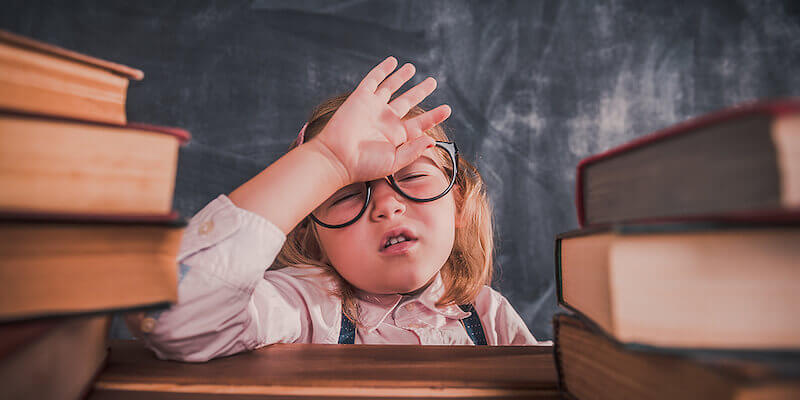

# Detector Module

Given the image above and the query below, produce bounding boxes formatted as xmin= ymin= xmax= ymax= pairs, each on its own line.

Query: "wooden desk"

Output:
xmin=89 ymin=340 xmax=559 ymax=399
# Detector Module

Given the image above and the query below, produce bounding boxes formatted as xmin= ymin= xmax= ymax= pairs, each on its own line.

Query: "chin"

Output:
xmin=388 ymin=269 xmax=438 ymax=294
xmin=365 ymin=276 xmax=421 ymax=295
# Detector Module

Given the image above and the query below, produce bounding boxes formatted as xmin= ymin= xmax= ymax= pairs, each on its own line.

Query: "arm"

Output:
xmin=128 ymin=195 xmax=318 ymax=362
xmin=228 ymin=140 xmax=347 ymax=235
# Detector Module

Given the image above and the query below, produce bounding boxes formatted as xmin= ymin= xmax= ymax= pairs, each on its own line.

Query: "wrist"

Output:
xmin=299 ymin=139 xmax=351 ymax=189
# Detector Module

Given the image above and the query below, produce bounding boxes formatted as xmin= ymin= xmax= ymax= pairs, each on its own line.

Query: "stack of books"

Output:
xmin=553 ymin=99 xmax=800 ymax=399
xmin=0 ymin=29 xmax=189 ymax=399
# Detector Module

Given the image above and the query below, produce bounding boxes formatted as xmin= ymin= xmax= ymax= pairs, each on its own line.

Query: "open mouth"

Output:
xmin=383 ymin=234 xmax=415 ymax=249
xmin=380 ymin=238 xmax=418 ymax=254
xmin=378 ymin=227 xmax=419 ymax=253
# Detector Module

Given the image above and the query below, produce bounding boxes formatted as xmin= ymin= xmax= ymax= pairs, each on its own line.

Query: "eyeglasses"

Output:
xmin=310 ymin=141 xmax=458 ymax=229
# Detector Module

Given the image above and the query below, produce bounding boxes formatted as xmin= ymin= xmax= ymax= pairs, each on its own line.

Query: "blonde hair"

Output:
xmin=272 ymin=93 xmax=495 ymax=327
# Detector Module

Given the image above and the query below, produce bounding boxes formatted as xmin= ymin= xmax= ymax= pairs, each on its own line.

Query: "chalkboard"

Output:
xmin=3 ymin=0 xmax=799 ymax=341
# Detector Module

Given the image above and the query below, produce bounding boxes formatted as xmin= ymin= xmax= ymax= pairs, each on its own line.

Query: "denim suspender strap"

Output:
xmin=338 ymin=311 xmax=356 ymax=344
xmin=337 ymin=304 xmax=487 ymax=345
xmin=457 ymin=303 xmax=487 ymax=345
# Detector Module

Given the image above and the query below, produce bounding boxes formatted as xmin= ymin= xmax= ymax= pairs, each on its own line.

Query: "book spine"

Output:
xmin=554 ymin=235 xmax=565 ymax=306
xmin=575 ymin=161 xmax=588 ymax=228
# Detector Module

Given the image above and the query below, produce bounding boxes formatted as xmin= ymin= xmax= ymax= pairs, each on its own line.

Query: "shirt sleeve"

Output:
xmin=131 ymin=194 xmax=312 ymax=362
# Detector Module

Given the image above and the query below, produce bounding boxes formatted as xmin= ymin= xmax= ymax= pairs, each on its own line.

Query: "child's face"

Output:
xmin=315 ymin=166 xmax=459 ymax=295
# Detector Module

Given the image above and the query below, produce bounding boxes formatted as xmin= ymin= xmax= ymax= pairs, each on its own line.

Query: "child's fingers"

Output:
xmin=393 ymin=135 xmax=436 ymax=171
xmin=375 ymin=63 xmax=415 ymax=102
xmin=356 ymin=56 xmax=398 ymax=94
xmin=389 ymin=77 xmax=436 ymax=119
xmin=404 ymin=104 xmax=452 ymax=134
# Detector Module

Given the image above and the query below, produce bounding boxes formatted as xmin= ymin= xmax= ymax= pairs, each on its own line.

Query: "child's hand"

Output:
xmin=311 ymin=56 xmax=452 ymax=185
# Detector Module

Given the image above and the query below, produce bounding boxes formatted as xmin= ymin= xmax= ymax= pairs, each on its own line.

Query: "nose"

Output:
xmin=368 ymin=178 xmax=407 ymax=222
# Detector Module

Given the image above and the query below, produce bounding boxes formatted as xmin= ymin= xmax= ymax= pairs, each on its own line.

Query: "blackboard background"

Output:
xmin=3 ymin=1 xmax=799 ymax=341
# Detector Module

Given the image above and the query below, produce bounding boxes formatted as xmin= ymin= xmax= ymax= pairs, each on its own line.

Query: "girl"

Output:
xmin=127 ymin=57 xmax=538 ymax=362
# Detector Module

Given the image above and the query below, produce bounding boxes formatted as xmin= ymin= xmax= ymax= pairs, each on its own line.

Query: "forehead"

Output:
xmin=413 ymin=146 xmax=451 ymax=167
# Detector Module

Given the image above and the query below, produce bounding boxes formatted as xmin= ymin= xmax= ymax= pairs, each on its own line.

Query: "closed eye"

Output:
xmin=332 ymin=193 xmax=359 ymax=206
xmin=399 ymin=174 xmax=427 ymax=181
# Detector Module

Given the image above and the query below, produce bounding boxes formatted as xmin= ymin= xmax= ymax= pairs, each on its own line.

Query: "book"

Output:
xmin=0 ymin=315 xmax=110 ymax=400
xmin=576 ymin=99 xmax=800 ymax=227
xmin=0 ymin=213 xmax=186 ymax=322
xmin=89 ymin=341 xmax=560 ymax=399
xmin=0 ymin=29 xmax=142 ymax=125
xmin=555 ymin=223 xmax=800 ymax=350
xmin=0 ymin=111 xmax=190 ymax=216
xmin=554 ymin=313 xmax=800 ymax=400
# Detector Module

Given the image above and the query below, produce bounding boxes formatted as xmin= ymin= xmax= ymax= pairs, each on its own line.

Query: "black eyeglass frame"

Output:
xmin=310 ymin=141 xmax=459 ymax=229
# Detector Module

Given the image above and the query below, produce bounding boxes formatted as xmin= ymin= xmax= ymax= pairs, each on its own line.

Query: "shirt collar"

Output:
xmin=353 ymin=272 xmax=471 ymax=333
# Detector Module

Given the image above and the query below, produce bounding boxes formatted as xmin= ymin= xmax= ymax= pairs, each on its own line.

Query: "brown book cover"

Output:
xmin=554 ymin=313 xmax=800 ymax=400
xmin=555 ymin=223 xmax=800 ymax=350
xmin=89 ymin=341 xmax=559 ymax=399
xmin=0 ymin=213 xmax=186 ymax=322
xmin=0 ymin=315 xmax=111 ymax=400
xmin=575 ymin=98 xmax=800 ymax=228
xmin=0 ymin=29 xmax=143 ymax=125
xmin=0 ymin=111 xmax=190 ymax=217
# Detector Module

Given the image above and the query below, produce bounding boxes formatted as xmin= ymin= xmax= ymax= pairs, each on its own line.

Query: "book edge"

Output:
xmin=0 ymin=108 xmax=192 ymax=144
xmin=555 ymin=306 xmax=800 ymax=357
xmin=79 ymin=347 xmax=112 ymax=400
xmin=0 ymin=210 xmax=187 ymax=226
xmin=0 ymin=29 xmax=143 ymax=80
xmin=567 ymin=209 xmax=800 ymax=234
xmin=0 ymin=302 xmax=173 ymax=325
xmin=551 ymin=313 xmax=568 ymax=397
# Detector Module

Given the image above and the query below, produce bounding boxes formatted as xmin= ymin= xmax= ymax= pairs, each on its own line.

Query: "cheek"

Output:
xmin=425 ymin=198 xmax=458 ymax=252
xmin=317 ymin=228 xmax=364 ymax=265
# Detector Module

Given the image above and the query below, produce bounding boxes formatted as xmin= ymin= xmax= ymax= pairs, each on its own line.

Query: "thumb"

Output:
xmin=393 ymin=135 xmax=435 ymax=171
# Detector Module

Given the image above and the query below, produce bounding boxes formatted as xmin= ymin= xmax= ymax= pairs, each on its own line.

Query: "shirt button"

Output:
xmin=198 ymin=220 xmax=214 ymax=236
xmin=140 ymin=317 xmax=156 ymax=333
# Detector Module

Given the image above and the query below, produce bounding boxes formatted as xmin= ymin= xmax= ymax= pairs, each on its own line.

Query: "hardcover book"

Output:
xmin=555 ymin=223 xmax=800 ymax=350
xmin=0 ymin=213 xmax=186 ymax=322
xmin=0 ymin=29 xmax=143 ymax=125
xmin=554 ymin=313 xmax=800 ymax=400
xmin=0 ymin=111 xmax=190 ymax=216
xmin=576 ymin=99 xmax=800 ymax=227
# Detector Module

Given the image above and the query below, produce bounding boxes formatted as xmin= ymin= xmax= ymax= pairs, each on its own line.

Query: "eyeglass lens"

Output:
xmin=311 ymin=145 xmax=454 ymax=227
